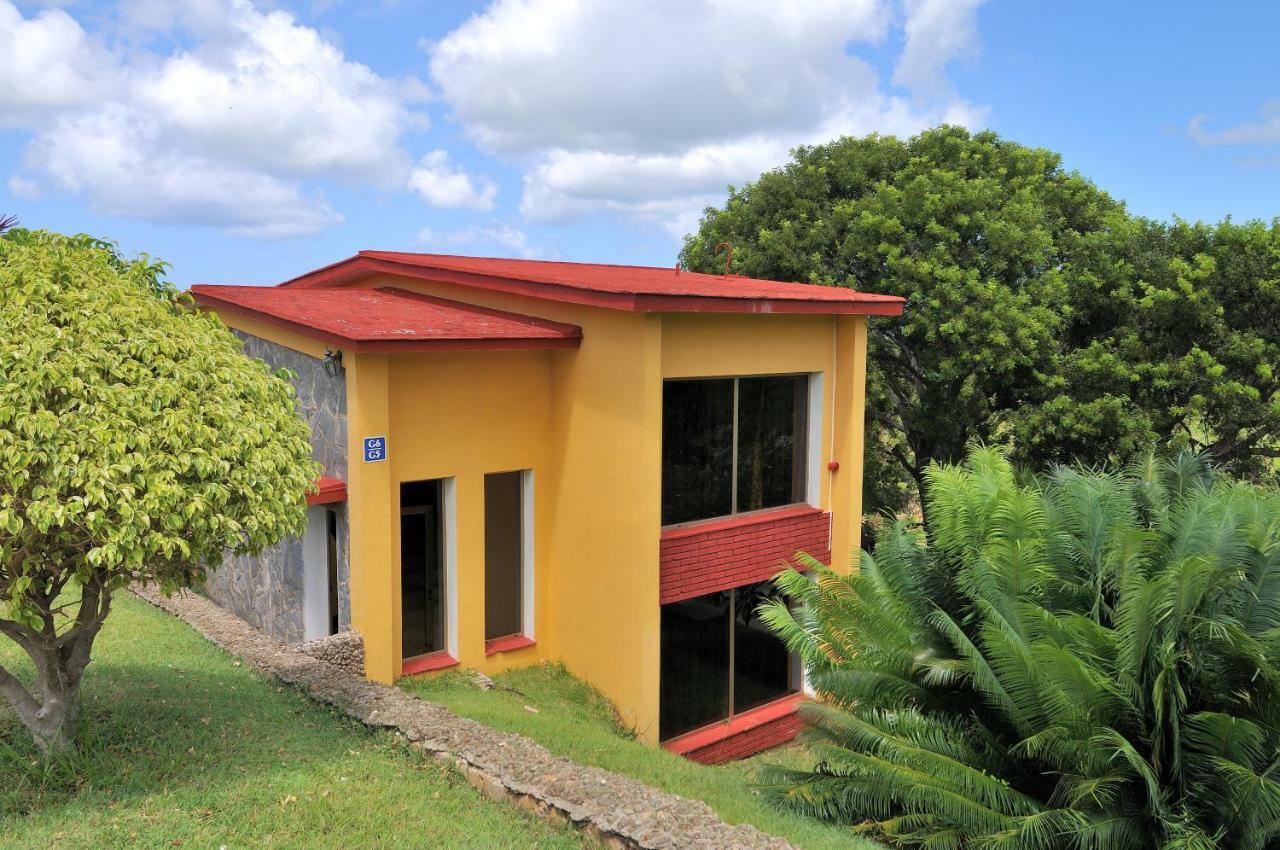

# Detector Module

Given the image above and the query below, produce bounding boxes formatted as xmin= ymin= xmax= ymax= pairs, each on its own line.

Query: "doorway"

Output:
xmin=400 ymin=479 xmax=446 ymax=659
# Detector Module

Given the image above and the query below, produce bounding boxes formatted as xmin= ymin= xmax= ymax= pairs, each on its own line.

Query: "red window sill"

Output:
xmin=660 ymin=504 xmax=822 ymax=541
xmin=484 ymin=635 xmax=536 ymax=656
xmin=662 ymin=693 xmax=805 ymax=755
xmin=401 ymin=651 xmax=459 ymax=676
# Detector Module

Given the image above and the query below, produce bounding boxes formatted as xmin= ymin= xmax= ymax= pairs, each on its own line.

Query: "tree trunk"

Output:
xmin=0 ymin=582 xmax=111 ymax=754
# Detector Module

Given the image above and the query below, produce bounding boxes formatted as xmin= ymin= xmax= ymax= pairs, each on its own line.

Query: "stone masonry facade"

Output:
xmin=202 ymin=331 xmax=351 ymax=643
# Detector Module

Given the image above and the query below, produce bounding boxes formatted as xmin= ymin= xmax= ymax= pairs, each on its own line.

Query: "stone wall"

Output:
xmin=296 ymin=630 xmax=365 ymax=676
xmin=202 ymin=330 xmax=351 ymax=642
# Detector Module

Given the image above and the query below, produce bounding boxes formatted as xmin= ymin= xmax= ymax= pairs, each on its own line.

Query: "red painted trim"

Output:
xmin=401 ymin=651 xmax=459 ymax=675
xmin=484 ymin=634 xmax=536 ymax=656
xmin=272 ymin=254 xmax=906 ymax=316
xmin=307 ymin=476 xmax=347 ymax=505
xmin=663 ymin=693 xmax=804 ymax=755
xmin=661 ymin=504 xmax=822 ymax=540
xmin=190 ymin=288 xmax=583 ymax=352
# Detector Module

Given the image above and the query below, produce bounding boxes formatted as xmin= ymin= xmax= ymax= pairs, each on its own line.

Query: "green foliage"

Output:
xmin=0 ymin=229 xmax=317 ymax=749
xmin=679 ymin=126 xmax=1280 ymax=514
xmin=1017 ymin=217 xmax=1280 ymax=481
xmin=762 ymin=446 xmax=1280 ymax=849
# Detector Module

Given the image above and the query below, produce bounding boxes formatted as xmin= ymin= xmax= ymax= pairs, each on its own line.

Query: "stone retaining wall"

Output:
xmin=131 ymin=586 xmax=795 ymax=850
xmin=296 ymin=630 xmax=364 ymax=676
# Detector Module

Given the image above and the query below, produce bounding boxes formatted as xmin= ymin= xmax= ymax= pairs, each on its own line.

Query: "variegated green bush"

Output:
xmin=763 ymin=447 xmax=1280 ymax=850
xmin=0 ymin=230 xmax=317 ymax=752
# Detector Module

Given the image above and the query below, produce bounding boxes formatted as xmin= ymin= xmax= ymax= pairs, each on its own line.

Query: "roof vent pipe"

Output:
xmin=714 ymin=242 xmax=733 ymax=276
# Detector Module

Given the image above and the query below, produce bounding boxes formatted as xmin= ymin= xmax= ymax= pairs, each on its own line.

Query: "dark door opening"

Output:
xmin=401 ymin=480 xmax=445 ymax=659
xmin=326 ymin=507 xmax=340 ymax=636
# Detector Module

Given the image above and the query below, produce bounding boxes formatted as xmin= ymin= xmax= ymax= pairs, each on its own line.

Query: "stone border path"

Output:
xmin=131 ymin=586 xmax=796 ymax=850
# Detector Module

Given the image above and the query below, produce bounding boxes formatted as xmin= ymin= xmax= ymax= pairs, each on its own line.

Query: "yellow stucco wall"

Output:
xmin=207 ymin=276 xmax=870 ymax=746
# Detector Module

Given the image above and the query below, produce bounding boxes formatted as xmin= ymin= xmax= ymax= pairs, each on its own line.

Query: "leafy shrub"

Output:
xmin=763 ymin=447 xmax=1280 ymax=849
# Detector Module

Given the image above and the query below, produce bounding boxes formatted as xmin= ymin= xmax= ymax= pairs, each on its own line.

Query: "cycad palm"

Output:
xmin=762 ymin=447 xmax=1280 ymax=849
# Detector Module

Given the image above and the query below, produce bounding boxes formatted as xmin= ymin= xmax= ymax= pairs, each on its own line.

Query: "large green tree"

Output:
xmin=763 ymin=448 xmax=1280 ymax=849
xmin=680 ymin=126 xmax=1280 ymax=519
xmin=0 ymin=230 xmax=318 ymax=752
xmin=681 ymin=126 xmax=1126 ymax=518
xmin=1017 ymin=216 xmax=1280 ymax=480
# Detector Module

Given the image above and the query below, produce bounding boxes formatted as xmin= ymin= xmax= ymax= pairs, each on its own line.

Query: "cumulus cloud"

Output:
xmin=408 ymin=150 xmax=497 ymax=210
xmin=4 ymin=0 xmax=424 ymax=237
xmin=430 ymin=0 xmax=890 ymax=154
xmin=893 ymin=0 xmax=987 ymax=97
xmin=428 ymin=0 xmax=989 ymax=235
xmin=0 ymin=1 xmax=116 ymax=128
xmin=1188 ymin=101 xmax=1280 ymax=146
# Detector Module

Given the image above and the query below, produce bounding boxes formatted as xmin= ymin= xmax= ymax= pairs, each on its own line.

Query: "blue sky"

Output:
xmin=2 ymin=0 xmax=1279 ymax=288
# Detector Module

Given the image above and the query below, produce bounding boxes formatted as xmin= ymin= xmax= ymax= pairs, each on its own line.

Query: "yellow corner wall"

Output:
xmin=660 ymin=312 xmax=867 ymax=565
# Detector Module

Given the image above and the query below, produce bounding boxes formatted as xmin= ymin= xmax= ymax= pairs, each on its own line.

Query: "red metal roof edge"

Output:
xmin=275 ymin=253 xmax=906 ymax=317
xmin=189 ymin=285 xmax=584 ymax=352
xmin=308 ymin=476 xmax=347 ymax=504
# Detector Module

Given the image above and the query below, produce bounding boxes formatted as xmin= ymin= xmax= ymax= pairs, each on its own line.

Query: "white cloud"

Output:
xmin=429 ymin=0 xmax=890 ymax=154
xmin=5 ymin=0 xmax=424 ymax=237
xmin=428 ymin=0 xmax=989 ymax=236
xmin=408 ymin=150 xmax=497 ymax=210
xmin=893 ymin=0 xmax=987 ymax=98
xmin=0 ymin=1 xmax=116 ymax=128
xmin=1188 ymin=102 xmax=1280 ymax=146
xmin=6 ymin=175 xmax=40 ymax=202
xmin=416 ymin=221 xmax=540 ymax=258
xmin=24 ymin=105 xmax=341 ymax=237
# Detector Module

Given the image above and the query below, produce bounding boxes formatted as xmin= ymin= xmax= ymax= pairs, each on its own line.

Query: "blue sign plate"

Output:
xmin=363 ymin=436 xmax=387 ymax=462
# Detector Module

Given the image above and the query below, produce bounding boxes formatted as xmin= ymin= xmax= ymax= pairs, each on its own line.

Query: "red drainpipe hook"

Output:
xmin=714 ymin=242 xmax=733 ymax=276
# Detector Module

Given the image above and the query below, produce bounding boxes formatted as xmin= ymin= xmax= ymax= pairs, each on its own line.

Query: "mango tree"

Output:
xmin=0 ymin=230 xmax=317 ymax=752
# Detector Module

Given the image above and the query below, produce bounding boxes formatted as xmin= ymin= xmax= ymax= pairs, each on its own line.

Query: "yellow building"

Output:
xmin=192 ymin=252 xmax=902 ymax=763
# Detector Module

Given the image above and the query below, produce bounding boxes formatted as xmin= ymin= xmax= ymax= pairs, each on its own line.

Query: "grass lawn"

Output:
xmin=400 ymin=665 xmax=882 ymax=850
xmin=0 ymin=594 xmax=587 ymax=850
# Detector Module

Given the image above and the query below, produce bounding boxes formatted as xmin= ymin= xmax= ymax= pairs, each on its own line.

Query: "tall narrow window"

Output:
xmin=484 ymin=470 xmax=528 ymax=641
xmin=401 ymin=480 xmax=445 ymax=659
xmin=662 ymin=375 xmax=808 ymax=525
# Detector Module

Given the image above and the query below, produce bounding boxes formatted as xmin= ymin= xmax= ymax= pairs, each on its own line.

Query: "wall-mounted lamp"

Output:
xmin=321 ymin=348 xmax=344 ymax=377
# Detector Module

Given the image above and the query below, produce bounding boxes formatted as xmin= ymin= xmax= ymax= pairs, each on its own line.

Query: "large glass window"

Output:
xmin=662 ymin=375 xmax=808 ymax=526
xmin=659 ymin=580 xmax=796 ymax=740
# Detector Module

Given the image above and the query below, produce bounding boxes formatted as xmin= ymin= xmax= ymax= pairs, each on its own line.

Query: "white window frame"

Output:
xmin=521 ymin=469 xmax=536 ymax=641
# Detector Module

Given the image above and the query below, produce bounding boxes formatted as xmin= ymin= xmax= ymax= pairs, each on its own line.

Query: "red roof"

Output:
xmin=190 ymin=285 xmax=583 ymax=352
xmin=276 ymin=251 xmax=904 ymax=316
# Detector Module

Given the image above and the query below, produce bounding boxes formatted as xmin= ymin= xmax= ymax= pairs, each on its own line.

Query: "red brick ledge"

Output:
xmin=660 ymin=505 xmax=831 ymax=604
xmin=484 ymin=634 xmax=536 ymax=656
xmin=401 ymin=651 xmax=459 ymax=675
xmin=662 ymin=694 xmax=804 ymax=764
